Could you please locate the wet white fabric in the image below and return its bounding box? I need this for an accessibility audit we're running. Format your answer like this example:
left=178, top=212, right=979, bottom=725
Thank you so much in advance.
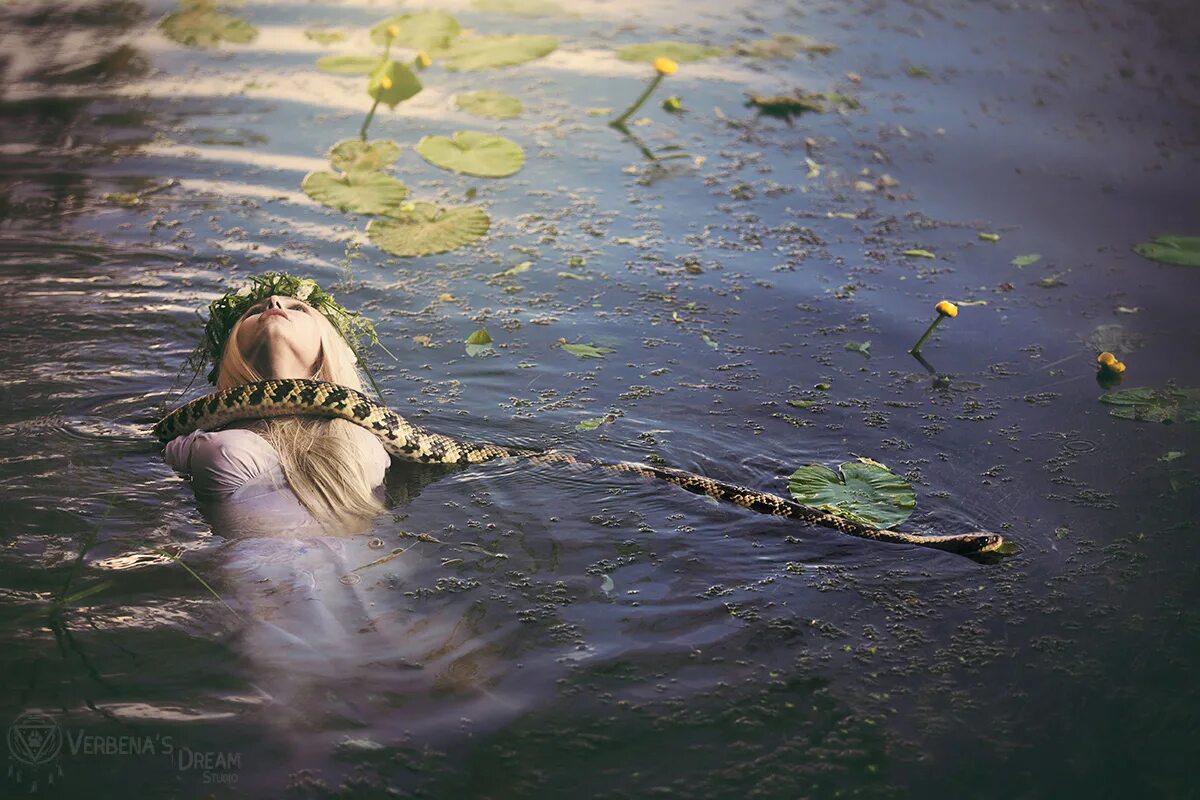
left=164, top=425, right=389, bottom=534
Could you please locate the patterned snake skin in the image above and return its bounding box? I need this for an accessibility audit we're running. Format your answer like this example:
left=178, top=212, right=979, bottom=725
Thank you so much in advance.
left=154, top=379, right=1006, bottom=557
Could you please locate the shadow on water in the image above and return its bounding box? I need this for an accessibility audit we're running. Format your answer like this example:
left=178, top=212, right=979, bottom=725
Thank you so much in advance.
left=1, top=0, right=1199, bottom=797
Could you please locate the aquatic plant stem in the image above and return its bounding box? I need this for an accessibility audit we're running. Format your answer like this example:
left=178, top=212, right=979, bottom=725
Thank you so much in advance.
left=359, top=97, right=381, bottom=141
left=610, top=74, right=664, bottom=128
left=909, top=316, right=944, bottom=355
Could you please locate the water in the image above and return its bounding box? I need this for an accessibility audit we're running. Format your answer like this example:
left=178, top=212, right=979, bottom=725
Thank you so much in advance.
left=2, top=0, right=1199, bottom=796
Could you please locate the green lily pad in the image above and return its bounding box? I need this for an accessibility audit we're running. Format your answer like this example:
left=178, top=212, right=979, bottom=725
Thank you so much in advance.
left=456, top=90, right=524, bottom=119
left=1086, top=324, right=1144, bottom=356
left=615, top=41, right=726, bottom=63
left=788, top=457, right=916, bottom=529
left=315, top=54, right=382, bottom=75
left=369, top=11, right=461, bottom=50
left=465, top=327, right=494, bottom=356
left=844, top=340, right=871, bottom=357
left=562, top=342, right=614, bottom=359
left=159, top=0, right=258, bottom=48
left=1133, top=235, right=1200, bottom=267
left=731, top=34, right=836, bottom=59
left=416, top=132, right=524, bottom=178
left=1100, top=387, right=1200, bottom=423
left=301, top=170, right=408, bottom=215
left=328, top=139, right=401, bottom=172
left=367, top=203, right=491, bottom=257
left=304, top=29, right=346, bottom=45
left=369, top=60, right=423, bottom=109
left=472, top=0, right=565, bottom=16
left=1011, top=253, right=1042, bottom=267
left=432, top=34, right=558, bottom=71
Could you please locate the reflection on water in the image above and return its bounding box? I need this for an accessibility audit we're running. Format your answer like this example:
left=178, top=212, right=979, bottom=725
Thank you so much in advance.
left=2, top=0, right=1200, bottom=796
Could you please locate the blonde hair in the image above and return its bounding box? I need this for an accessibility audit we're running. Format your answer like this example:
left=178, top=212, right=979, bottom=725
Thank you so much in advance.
left=217, top=311, right=385, bottom=532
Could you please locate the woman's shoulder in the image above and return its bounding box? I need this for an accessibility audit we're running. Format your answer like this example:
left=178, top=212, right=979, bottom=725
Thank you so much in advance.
left=164, top=428, right=281, bottom=497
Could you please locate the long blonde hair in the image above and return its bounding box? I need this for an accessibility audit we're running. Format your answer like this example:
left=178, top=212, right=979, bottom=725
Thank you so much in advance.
left=217, top=311, right=385, bottom=531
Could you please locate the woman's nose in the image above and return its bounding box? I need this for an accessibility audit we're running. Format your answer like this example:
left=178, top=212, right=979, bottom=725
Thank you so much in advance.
left=266, top=295, right=284, bottom=309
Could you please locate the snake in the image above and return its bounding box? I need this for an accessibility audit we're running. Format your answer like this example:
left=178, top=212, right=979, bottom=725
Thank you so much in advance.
left=154, top=379, right=1006, bottom=557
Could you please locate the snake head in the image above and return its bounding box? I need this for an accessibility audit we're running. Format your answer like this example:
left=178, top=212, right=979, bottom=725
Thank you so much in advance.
left=960, top=531, right=1014, bottom=562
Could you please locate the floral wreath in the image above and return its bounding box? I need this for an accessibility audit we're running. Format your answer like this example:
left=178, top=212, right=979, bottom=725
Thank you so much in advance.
left=187, top=272, right=389, bottom=388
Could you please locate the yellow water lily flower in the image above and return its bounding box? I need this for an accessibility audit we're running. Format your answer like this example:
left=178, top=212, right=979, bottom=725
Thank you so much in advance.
left=1097, top=351, right=1117, bottom=367
left=1111, top=360, right=1127, bottom=374
left=935, top=300, right=958, bottom=318
left=653, top=57, right=678, bottom=76
left=416, top=50, right=432, bottom=68
left=386, top=24, right=400, bottom=40
left=380, top=76, right=393, bottom=90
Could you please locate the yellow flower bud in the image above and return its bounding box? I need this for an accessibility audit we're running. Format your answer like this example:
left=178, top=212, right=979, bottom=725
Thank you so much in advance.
left=653, top=57, right=678, bottom=76
left=386, top=24, right=400, bottom=39
left=416, top=50, right=432, bottom=68
left=380, top=76, right=393, bottom=90
left=1097, top=351, right=1117, bottom=367
left=935, top=300, right=958, bottom=318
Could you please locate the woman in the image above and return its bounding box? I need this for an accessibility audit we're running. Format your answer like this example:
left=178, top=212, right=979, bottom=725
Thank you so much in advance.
left=165, top=273, right=391, bottom=536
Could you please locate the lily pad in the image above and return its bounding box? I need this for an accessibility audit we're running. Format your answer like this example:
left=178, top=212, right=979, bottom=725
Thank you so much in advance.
left=1012, top=253, right=1042, bottom=267
left=1133, top=235, right=1200, bottom=267
left=433, top=34, right=558, bottom=71
left=616, top=41, right=726, bottom=63
left=1099, top=387, right=1200, bottom=423
left=731, top=34, right=836, bottom=59
left=456, top=90, right=524, bottom=119
left=1086, top=324, right=1144, bottom=356
left=367, top=203, right=491, bottom=257
left=465, top=328, right=493, bottom=357
left=844, top=340, right=871, bottom=357
left=316, top=54, right=382, bottom=75
left=329, top=139, right=401, bottom=172
left=304, top=29, right=346, bottom=45
left=788, top=457, right=916, bottom=529
left=159, top=0, right=258, bottom=48
left=301, top=170, right=408, bottom=215
left=472, top=0, right=565, bottom=16
left=369, top=61, right=423, bottom=109
left=562, top=342, right=614, bottom=359
left=416, top=132, right=524, bottom=178
left=369, top=11, right=461, bottom=50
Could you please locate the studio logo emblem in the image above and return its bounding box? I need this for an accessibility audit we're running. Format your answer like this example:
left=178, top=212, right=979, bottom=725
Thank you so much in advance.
left=7, top=711, right=64, bottom=791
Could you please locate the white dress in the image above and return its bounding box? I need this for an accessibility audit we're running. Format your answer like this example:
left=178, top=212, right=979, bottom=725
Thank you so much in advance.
left=164, top=424, right=390, bottom=535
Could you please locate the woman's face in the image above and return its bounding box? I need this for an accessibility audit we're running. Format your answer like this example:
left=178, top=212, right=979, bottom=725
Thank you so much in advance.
left=235, top=294, right=324, bottom=378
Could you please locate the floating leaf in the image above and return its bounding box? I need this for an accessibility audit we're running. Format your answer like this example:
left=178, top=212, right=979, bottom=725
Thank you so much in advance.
left=416, top=131, right=524, bottom=178
left=1012, top=253, right=1042, bottom=267
left=465, top=327, right=493, bottom=357
left=328, top=139, right=401, bottom=172
left=1037, top=275, right=1066, bottom=288
left=455, top=90, right=524, bottom=119
left=701, top=333, right=719, bottom=350
left=159, top=0, right=258, bottom=48
left=616, top=41, right=726, bottom=63
left=844, top=340, right=871, bottom=357
left=496, top=261, right=532, bottom=277
left=978, top=232, right=1000, bottom=242
left=903, top=249, right=935, bottom=259
left=907, top=65, right=931, bottom=78
left=433, top=34, right=558, bottom=71
left=369, top=60, right=423, bottom=109
left=1100, top=387, right=1200, bottom=423
left=1133, top=235, right=1200, bottom=267
left=472, top=0, right=565, bottom=16
left=788, top=457, right=916, bottom=529
left=305, top=29, right=346, bottom=45
left=576, top=414, right=616, bottom=432
left=1161, top=450, right=1186, bottom=462
left=1115, top=306, right=1141, bottom=315
left=301, top=170, right=408, bottom=215
left=1086, top=324, right=1144, bottom=356
left=367, top=202, right=490, bottom=257
left=316, top=54, right=382, bottom=75
left=369, top=11, right=461, bottom=50
left=562, top=342, right=614, bottom=359
left=731, top=34, right=836, bottom=59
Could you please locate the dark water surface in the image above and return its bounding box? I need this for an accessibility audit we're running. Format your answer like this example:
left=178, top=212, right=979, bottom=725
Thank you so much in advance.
left=2, top=0, right=1199, bottom=797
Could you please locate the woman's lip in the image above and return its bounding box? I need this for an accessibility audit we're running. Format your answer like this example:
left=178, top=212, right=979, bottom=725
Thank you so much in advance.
left=260, top=309, right=288, bottom=320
